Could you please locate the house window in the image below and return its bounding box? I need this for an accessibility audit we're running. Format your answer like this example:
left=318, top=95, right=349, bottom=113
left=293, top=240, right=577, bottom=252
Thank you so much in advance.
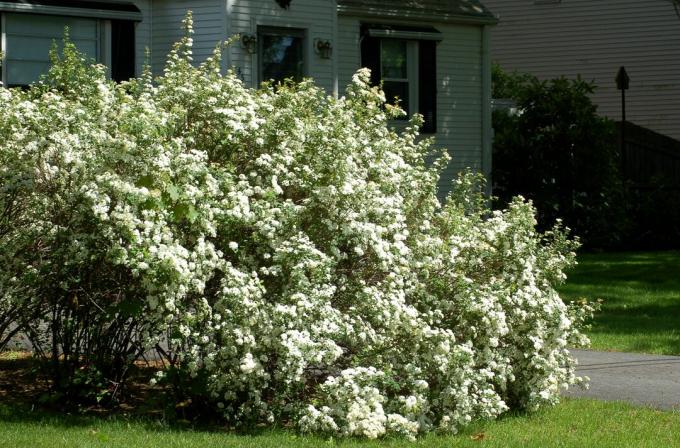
left=258, top=26, right=305, bottom=84
left=110, top=20, right=136, bottom=83
left=380, top=39, right=418, bottom=120
left=360, top=24, right=439, bottom=133
left=0, top=2, right=140, bottom=87
left=2, top=13, right=100, bottom=87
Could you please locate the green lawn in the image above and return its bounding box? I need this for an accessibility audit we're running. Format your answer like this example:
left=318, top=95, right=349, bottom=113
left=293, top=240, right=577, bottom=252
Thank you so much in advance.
left=558, top=251, right=680, bottom=355
left=0, top=400, right=678, bottom=448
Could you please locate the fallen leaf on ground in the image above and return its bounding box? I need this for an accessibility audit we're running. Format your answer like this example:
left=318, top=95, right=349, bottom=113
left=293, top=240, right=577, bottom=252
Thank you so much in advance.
left=470, top=432, right=486, bottom=441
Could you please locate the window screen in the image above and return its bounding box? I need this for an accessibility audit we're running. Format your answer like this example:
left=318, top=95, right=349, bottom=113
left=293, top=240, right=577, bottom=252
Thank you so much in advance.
left=4, top=13, right=98, bottom=86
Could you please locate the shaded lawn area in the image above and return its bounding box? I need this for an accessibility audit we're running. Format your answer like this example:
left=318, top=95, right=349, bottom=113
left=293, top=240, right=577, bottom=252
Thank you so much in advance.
left=558, top=251, right=680, bottom=355
left=0, top=400, right=679, bottom=448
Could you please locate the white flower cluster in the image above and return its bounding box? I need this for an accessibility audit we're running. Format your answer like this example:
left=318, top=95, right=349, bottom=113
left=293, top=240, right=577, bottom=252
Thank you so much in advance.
left=0, top=15, right=595, bottom=438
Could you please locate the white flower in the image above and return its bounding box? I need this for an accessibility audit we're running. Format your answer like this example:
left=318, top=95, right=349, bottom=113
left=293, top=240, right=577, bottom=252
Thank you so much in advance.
left=271, top=175, right=283, bottom=195
left=240, top=353, right=258, bottom=374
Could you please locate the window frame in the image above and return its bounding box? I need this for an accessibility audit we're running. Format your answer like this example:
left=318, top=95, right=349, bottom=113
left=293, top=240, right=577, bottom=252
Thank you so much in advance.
left=0, top=12, right=103, bottom=87
left=257, top=25, right=307, bottom=85
left=360, top=23, right=439, bottom=134
left=0, top=12, right=136, bottom=87
left=379, top=37, right=419, bottom=120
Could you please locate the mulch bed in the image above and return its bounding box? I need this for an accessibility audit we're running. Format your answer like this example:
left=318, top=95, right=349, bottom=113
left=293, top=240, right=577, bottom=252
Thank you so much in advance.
left=0, top=351, right=166, bottom=417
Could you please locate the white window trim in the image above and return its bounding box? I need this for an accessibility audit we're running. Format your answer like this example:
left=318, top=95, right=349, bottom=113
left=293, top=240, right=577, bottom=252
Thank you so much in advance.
left=0, top=2, right=142, bottom=22
left=368, top=29, right=440, bottom=41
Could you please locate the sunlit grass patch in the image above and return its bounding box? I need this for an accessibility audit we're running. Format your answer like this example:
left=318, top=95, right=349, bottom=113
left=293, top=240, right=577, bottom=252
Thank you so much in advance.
left=0, top=399, right=678, bottom=447
left=559, top=251, right=680, bottom=355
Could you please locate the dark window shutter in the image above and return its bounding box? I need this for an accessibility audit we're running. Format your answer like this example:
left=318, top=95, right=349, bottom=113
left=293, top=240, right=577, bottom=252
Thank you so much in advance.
left=419, top=40, right=437, bottom=133
left=360, top=31, right=381, bottom=86
left=111, top=20, right=136, bottom=82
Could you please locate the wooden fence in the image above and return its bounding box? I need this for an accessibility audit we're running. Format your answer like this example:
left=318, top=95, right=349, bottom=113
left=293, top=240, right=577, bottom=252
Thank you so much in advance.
left=618, top=121, right=680, bottom=190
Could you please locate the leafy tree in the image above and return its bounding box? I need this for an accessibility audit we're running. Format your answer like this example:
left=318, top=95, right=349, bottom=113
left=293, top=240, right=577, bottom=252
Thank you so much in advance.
left=492, top=65, right=628, bottom=248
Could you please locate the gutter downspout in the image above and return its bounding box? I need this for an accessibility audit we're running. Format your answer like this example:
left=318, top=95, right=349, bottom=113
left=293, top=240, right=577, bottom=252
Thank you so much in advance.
left=481, top=24, right=493, bottom=197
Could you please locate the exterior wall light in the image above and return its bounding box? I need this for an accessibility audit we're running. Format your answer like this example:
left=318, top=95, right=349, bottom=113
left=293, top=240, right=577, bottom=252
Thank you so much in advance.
left=241, top=34, right=257, bottom=54
left=314, top=39, right=332, bottom=59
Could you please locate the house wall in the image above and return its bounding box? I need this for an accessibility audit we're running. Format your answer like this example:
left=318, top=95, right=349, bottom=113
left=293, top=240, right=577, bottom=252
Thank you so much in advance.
left=228, top=0, right=337, bottom=92
left=147, top=1, right=489, bottom=196
left=134, top=0, right=152, bottom=76
left=483, top=0, right=680, bottom=140
left=337, top=15, right=485, bottom=194
left=149, top=0, right=337, bottom=92
left=151, top=0, right=226, bottom=74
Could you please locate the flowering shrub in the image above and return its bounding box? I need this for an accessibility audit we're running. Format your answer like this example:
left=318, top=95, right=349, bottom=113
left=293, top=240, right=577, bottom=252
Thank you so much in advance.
left=0, top=15, right=594, bottom=437
left=0, top=88, right=40, bottom=351
left=0, top=39, right=157, bottom=398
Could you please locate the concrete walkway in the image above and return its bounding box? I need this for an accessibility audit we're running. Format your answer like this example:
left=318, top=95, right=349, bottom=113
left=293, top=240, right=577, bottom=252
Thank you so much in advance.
left=564, top=349, right=680, bottom=410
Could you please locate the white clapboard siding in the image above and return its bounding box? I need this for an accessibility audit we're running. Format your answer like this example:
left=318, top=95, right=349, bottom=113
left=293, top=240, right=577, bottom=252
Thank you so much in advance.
left=133, top=0, right=152, bottom=76
left=336, top=15, right=359, bottom=96
left=228, top=0, right=336, bottom=92
left=483, top=0, right=680, bottom=140
left=151, top=0, right=226, bottom=74
left=337, top=16, right=484, bottom=194
left=436, top=23, right=483, bottom=191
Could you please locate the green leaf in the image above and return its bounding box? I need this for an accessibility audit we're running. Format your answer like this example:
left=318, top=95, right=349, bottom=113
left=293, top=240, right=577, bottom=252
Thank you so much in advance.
left=140, top=198, right=158, bottom=211
left=166, top=184, right=181, bottom=201
left=118, top=299, right=143, bottom=318
left=172, top=203, right=199, bottom=223
left=135, top=174, right=155, bottom=188
left=186, top=204, right=199, bottom=223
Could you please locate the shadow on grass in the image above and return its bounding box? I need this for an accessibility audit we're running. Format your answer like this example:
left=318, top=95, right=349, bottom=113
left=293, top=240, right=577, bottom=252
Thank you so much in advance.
left=0, top=357, right=228, bottom=436
left=0, top=354, right=542, bottom=445
left=559, top=251, right=680, bottom=354
left=0, top=400, right=540, bottom=446
left=0, top=400, right=292, bottom=439
left=563, top=251, right=680, bottom=293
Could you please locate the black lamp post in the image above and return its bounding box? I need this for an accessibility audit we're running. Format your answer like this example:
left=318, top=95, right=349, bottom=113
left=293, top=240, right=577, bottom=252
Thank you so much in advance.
left=616, top=66, right=630, bottom=174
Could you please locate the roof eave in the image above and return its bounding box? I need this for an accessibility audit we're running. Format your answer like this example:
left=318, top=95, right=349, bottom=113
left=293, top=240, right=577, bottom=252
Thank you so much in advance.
left=0, top=1, right=143, bottom=21
left=337, top=5, right=499, bottom=26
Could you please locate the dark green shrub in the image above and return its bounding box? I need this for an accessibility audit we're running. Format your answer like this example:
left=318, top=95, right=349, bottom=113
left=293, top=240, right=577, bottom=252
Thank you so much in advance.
left=627, top=178, right=680, bottom=249
left=492, top=65, right=629, bottom=248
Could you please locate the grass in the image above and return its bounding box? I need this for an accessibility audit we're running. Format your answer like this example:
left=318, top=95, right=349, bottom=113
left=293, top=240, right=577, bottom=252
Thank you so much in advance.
left=0, top=399, right=678, bottom=448
left=558, top=250, right=680, bottom=355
